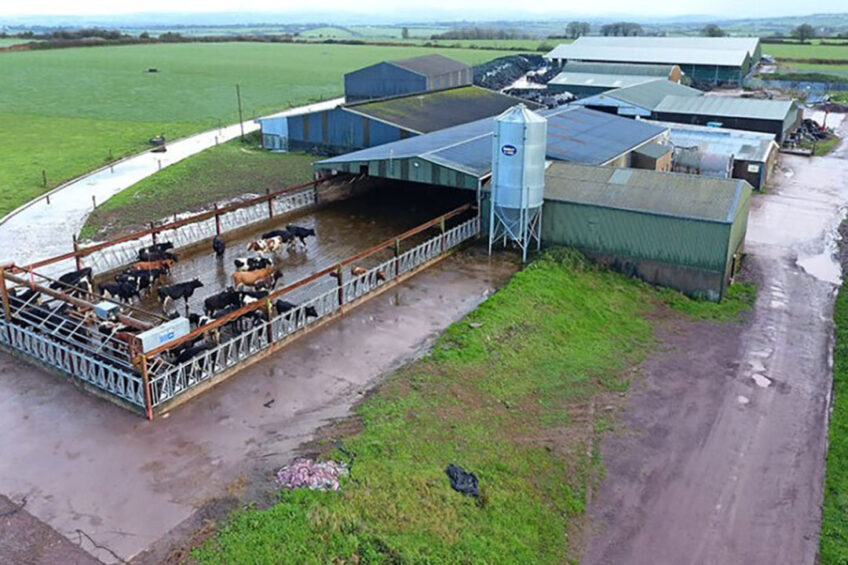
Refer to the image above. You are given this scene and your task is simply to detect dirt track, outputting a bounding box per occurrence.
[582,126,848,564]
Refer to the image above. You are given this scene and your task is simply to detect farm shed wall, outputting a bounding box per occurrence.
[344,62,427,102]
[287,108,412,155]
[257,117,288,151]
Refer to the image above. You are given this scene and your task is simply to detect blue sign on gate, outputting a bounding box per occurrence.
[501,144,517,156]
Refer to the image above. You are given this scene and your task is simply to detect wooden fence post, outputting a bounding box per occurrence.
[214,204,222,236]
[0,268,11,323]
[141,354,153,421]
[150,222,158,245]
[72,235,83,271]
[267,188,274,218]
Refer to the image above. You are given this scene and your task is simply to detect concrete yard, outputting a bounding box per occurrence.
[581,121,848,564]
[0,247,518,563]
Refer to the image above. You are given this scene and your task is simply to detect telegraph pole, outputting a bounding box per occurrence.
[236,84,245,141]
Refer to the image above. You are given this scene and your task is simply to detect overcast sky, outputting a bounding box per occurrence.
[0,0,844,18]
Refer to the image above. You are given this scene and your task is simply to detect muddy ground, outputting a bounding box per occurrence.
[582,123,848,564]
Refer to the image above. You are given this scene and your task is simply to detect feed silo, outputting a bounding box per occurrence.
[488,104,547,262]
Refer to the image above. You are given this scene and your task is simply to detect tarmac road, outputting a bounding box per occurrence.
[582,124,848,564]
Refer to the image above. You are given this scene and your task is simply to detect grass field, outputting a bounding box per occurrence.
[0,42,514,218]
[192,249,753,564]
[80,133,314,241]
[820,243,848,564]
[763,41,848,60]
[0,38,34,47]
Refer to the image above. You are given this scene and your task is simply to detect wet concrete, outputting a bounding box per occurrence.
[0,98,343,267]
[0,248,518,563]
[582,120,848,564]
[127,184,471,317]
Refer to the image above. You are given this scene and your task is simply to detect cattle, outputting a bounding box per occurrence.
[188,312,214,328]
[50,268,93,295]
[285,225,316,245]
[157,279,204,313]
[233,256,272,272]
[232,265,281,290]
[261,228,294,242]
[9,287,42,307]
[117,267,167,294]
[143,242,174,253]
[203,287,240,316]
[174,340,214,364]
[137,249,178,262]
[131,258,175,273]
[246,236,283,255]
[212,235,226,258]
[98,281,141,302]
[239,289,269,306]
[350,265,367,277]
[274,299,318,319]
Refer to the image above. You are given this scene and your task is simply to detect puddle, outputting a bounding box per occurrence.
[737,395,750,405]
[797,252,842,285]
[770,300,787,309]
[749,360,766,373]
[752,374,772,388]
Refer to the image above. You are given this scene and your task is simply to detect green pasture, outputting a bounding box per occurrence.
[763,41,848,60]
[0,42,513,217]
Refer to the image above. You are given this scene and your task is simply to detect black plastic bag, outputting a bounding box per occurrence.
[445,464,479,498]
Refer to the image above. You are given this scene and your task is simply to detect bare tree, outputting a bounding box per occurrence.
[792,23,816,42]
[566,21,591,39]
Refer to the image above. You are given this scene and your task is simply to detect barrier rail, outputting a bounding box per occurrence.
[144,214,479,414]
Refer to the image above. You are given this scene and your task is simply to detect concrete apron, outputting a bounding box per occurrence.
[0,249,518,563]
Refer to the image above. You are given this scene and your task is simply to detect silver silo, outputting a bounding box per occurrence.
[488,104,547,262]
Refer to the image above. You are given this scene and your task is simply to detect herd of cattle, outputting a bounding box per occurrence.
[5,224,322,367]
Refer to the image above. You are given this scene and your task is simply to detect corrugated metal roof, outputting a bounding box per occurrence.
[544,161,749,223]
[635,141,672,159]
[653,95,799,121]
[389,54,470,77]
[316,106,666,177]
[647,119,778,162]
[548,72,659,90]
[343,86,541,134]
[569,36,760,56]
[560,61,678,77]
[598,80,702,110]
[546,37,755,67]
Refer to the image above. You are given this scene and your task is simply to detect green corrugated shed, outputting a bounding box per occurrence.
[541,162,751,300]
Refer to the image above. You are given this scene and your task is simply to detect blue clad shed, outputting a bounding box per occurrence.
[344,54,471,102]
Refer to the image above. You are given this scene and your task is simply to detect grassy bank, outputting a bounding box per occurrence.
[820,265,848,563]
[192,249,752,564]
[0,42,512,217]
[80,134,314,241]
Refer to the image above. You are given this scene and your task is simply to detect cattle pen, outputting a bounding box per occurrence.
[0,179,481,419]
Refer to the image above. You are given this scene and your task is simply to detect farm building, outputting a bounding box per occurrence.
[631,142,673,172]
[546,36,761,86]
[652,96,802,143]
[575,79,703,117]
[313,105,668,189]
[542,162,751,300]
[344,54,471,102]
[280,86,540,155]
[649,120,779,190]
[547,62,682,98]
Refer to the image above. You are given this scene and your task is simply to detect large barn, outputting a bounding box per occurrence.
[547,62,682,98]
[546,36,762,86]
[282,86,541,155]
[652,96,802,143]
[343,54,471,102]
[575,79,703,117]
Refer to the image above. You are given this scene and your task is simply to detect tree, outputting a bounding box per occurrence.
[701,24,727,37]
[401,27,409,40]
[792,23,816,42]
[139,31,150,39]
[600,22,643,37]
[566,21,591,39]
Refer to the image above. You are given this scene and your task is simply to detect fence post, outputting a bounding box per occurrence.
[150,222,158,245]
[440,218,447,253]
[336,264,345,314]
[42,169,47,188]
[313,180,319,205]
[394,239,401,279]
[214,204,222,236]
[267,188,274,219]
[72,235,83,271]
[265,299,274,343]
[140,354,153,421]
[0,268,11,343]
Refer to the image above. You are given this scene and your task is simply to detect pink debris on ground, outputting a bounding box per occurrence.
[275,458,349,492]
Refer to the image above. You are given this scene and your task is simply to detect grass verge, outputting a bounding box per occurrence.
[660,282,756,322]
[820,252,848,563]
[80,133,314,241]
[192,249,753,564]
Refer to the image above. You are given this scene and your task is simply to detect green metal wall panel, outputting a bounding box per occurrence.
[541,201,731,272]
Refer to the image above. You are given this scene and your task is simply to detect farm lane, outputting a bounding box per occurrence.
[0,97,343,267]
[582,125,848,564]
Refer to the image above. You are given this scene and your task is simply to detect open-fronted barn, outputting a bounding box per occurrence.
[546,36,761,86]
